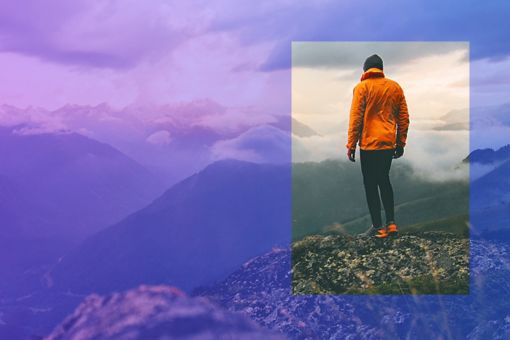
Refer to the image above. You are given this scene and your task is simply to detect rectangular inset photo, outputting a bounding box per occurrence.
[291,42,470,295]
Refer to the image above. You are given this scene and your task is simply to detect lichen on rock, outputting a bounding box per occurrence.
[291,232,469,295]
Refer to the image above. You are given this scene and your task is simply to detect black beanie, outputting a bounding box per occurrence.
[363,54,383,72]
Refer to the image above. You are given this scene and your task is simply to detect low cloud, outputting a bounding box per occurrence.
[404,130,469,181]
[292,132,345,163]
[193,108,278,134]
[210,124,290,163]
[292,129,470,182]
[146,130,172,145]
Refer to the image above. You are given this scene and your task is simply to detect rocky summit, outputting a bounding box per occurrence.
[45,284,285,340]
[292,232,470,294]
[195,238,510,339]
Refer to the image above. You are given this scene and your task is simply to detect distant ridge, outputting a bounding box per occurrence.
[463,144,510,164]
[50,158,290,295]
[291,118,321,137]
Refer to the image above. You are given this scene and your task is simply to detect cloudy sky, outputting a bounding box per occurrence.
[0,0,509,176]
[0,1,507,109]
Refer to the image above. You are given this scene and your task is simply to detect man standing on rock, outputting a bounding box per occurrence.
[346,54,410,238]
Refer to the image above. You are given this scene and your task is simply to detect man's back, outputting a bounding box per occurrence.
[346,68,409,151]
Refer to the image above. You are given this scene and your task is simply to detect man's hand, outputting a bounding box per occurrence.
[347,148,356,162]
[393,145,404,159]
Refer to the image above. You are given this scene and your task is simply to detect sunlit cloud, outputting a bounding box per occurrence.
[146,130,172,145]
[210,124,290,163]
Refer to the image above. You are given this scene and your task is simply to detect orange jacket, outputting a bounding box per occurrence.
[346,68,409,150]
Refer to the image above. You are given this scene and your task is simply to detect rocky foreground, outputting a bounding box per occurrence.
[195,235,510,339]
[45,285,284,340]
[44,233,510,340]
[292,232,469,294]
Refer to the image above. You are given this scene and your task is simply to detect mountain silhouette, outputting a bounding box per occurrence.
[0,126,162,295]
[463,144,510,164]
[290,118,321,137]
[471,157,510,237]
[49,159,290,295]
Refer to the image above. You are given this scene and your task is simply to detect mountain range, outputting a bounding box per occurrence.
[0,126,163,296]
[48,159,291,296]
[458,144,510,237]
[0,103,295,187]
[1,139,509,337]
[463,144,510,164]
[0,159,290,337]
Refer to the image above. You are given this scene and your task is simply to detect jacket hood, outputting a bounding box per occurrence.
[360,68,385,81]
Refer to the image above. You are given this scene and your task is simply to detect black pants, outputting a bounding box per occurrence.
[360,149,395,228]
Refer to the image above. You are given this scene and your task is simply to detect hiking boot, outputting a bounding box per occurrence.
[375,226,389,238]
[359,225,389,238]
[386,221,398,238]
